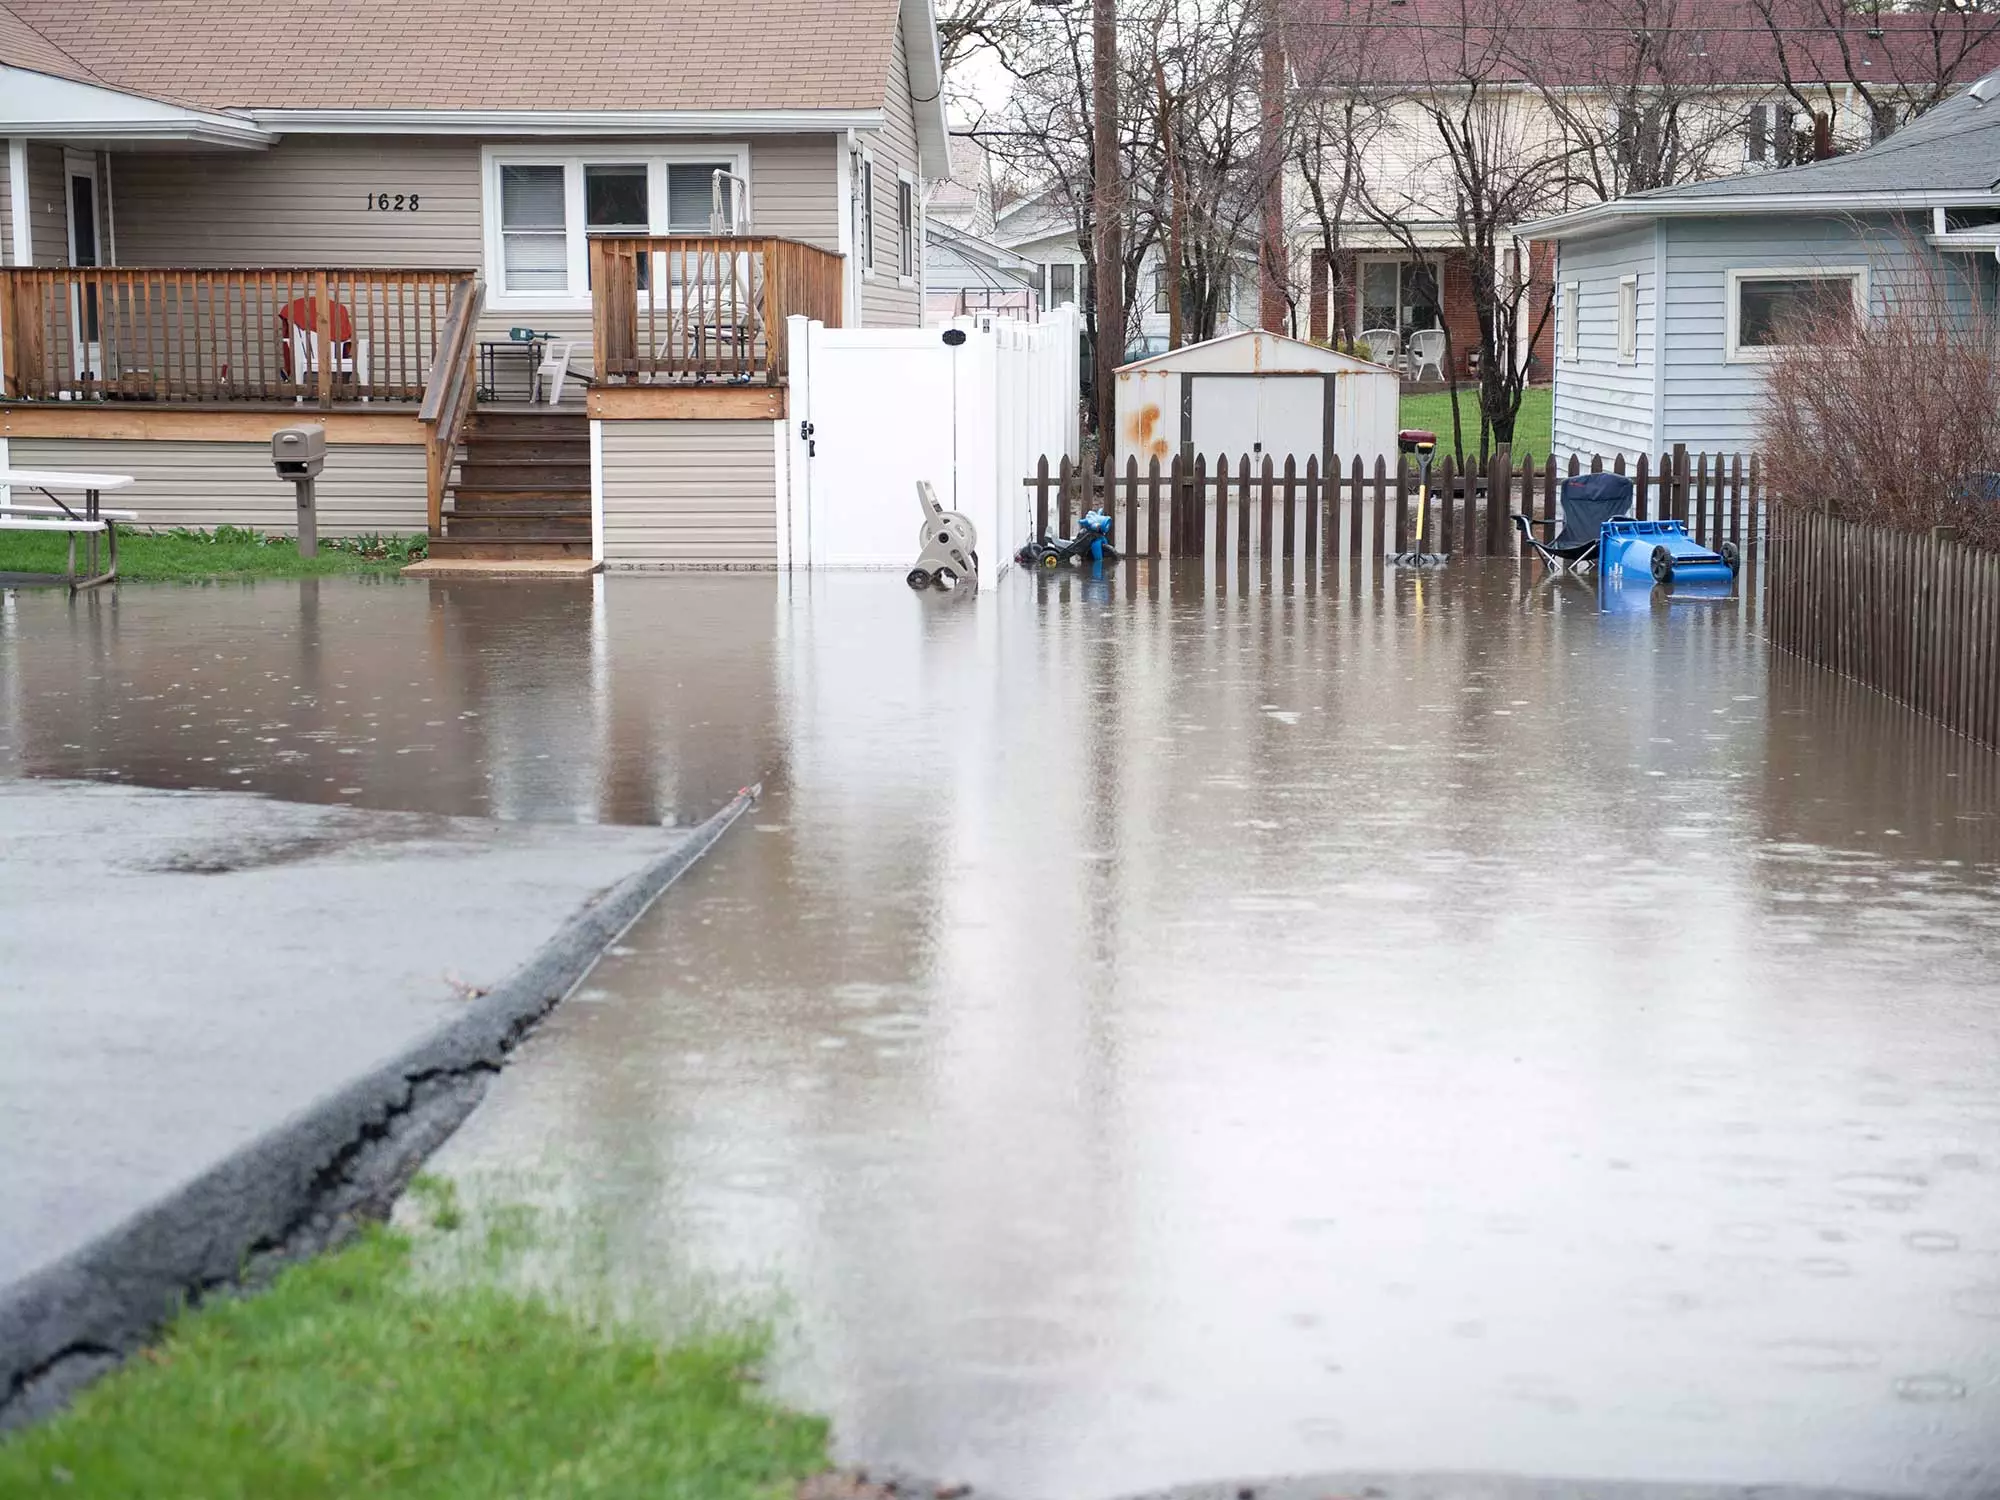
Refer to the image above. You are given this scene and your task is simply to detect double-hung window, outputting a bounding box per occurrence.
[486,148,747,307]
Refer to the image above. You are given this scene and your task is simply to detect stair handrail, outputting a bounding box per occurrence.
[420,275,485,535]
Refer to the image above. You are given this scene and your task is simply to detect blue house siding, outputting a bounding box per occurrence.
[1657,213,1936,453]
[1550,222,1657,463]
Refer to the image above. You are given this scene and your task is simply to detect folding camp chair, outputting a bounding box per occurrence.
[1511,471,1633,573]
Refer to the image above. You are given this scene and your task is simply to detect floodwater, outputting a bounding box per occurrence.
[5,565,2000,1499]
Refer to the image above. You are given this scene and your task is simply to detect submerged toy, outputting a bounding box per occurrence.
[1018,509,1119,569]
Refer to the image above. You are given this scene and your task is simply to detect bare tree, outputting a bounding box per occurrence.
[1750,0,2000,152]
[1343,0,1564,460]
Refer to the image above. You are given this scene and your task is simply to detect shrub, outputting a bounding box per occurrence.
[1759,268,2000,552]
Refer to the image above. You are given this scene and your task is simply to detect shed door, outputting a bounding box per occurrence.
[1188,375,1329,468]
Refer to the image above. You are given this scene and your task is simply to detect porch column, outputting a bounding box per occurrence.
[7,138,28,265]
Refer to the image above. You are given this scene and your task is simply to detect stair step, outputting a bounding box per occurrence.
[468,414,588,438]
[455,463,591,490]
[446,496,584,516]
[427,535,593,560]
[446,513,589,536]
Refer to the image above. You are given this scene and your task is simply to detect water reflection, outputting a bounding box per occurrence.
[5,567,1999,1498]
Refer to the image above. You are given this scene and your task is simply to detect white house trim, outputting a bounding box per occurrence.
[479,142,751,311]
[6,138,28,265]
[1723,265,1869,364]
[897,0,951,177]
[245,108,882,136]
[1522,191,2000,241]
[0,65,274,148]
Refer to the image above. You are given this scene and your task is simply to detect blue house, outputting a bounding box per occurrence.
[1521,72,2000,463]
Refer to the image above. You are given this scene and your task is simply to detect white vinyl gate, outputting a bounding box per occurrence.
[783,307,1079,582]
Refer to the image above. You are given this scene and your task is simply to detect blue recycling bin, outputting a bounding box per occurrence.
[1600,517,1738,592]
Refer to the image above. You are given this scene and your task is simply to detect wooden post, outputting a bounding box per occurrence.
[1215,454,1232,569]
[1634,453,1650,521]
[1232,456,1248,560]
[1373,456,1389,558]
[1487,446,1508,555]
[1059,454,1074,537]
[1043,456,1058,544]
[1147,457,1162,558]
[1394,455,1411,555]
[1671,442,1688,522]
[1258,455,1274,563]
[1126,455,1139,554]
[1281,455,1298,564]
[313,269,334,408]
[1347,454,1363,560]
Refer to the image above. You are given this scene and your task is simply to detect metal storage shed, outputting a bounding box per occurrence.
[1112,329,1401,476]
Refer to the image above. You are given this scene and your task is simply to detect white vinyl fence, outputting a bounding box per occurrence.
[783,306,1079,582]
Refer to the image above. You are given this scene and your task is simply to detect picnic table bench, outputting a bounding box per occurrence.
[0,469,139,591]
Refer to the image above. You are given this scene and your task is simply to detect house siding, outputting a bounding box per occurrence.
[28,142,65,265]
[109,137,484,268]
[858,17,922,328]
[1657,212,1941,454]
[754,135,839,249]
[598,418,779,565]
[100,133,842,391]
[8,438,425,533]
[1551,222,1657,462]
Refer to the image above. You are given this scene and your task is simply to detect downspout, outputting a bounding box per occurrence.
[1650,219,1668,457]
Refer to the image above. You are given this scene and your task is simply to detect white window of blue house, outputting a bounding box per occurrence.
[1617,275,1638,362]
[1561,280,1579,360]
[1725,267,1867,362]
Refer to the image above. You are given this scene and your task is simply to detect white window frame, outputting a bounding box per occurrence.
[1561,279,1579,361]
[897,168,918,285]
[857,148,877,279]
[1616,274,1638,363]
[1724,265,1869,363]
[481,143,751,311]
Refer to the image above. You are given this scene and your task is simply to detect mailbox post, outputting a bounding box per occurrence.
[272,424,327,557]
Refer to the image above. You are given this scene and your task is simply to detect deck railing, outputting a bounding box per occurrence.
[418,277,485,534]
[0,266,476,405]
[589,236,844,387]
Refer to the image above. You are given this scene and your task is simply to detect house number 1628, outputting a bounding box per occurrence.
[366,193,420,211]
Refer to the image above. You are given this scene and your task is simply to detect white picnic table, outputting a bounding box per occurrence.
[0,469,139,591]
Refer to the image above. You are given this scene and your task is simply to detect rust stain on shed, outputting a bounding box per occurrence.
[1125,403,1171,463]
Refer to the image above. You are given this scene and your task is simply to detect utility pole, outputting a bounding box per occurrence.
[1092,0,1122,446]
[1258,5,1288,332]
[1154,52,1183,351]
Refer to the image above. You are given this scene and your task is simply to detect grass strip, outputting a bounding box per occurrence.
[0,526,425,582]
[1400,386,1553,459]
[0,1223,828,1499]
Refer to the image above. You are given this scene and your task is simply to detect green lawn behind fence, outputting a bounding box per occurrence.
[1400,386,1553,459]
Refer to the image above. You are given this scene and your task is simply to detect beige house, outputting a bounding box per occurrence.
[0,0,947,566]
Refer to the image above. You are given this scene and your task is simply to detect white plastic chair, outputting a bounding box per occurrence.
[1358,327,1400,367]
[288,327,370,402]
[533,340,576,404]
[1407,328,1447,382]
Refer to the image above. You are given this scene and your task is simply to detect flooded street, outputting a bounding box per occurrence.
[5,565,2000,1497]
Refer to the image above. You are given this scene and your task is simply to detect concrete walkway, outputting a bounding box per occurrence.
[0,777,696,1306]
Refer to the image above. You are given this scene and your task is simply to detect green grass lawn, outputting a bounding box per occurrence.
[0,1218,829,1499]
[1400,386,1553,459]
[0,525,425,582]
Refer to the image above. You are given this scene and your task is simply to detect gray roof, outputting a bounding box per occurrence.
[1633,71,2000,203]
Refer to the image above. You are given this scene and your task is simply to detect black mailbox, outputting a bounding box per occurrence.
[273,424,326,480]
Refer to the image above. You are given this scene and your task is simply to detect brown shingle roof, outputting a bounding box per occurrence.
[0,1,101,84]
[3,0,902,112]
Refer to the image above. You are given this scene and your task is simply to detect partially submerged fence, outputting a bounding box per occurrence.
[1768,506,2000,750]
[1026,446,1763,565]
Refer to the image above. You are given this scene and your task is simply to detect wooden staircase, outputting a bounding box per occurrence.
[430,410,591,560]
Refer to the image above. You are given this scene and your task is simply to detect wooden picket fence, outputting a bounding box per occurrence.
[1025,445,1763,565]
[1768,505,2000,750]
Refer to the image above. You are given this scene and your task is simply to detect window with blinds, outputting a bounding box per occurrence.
[501,164,568,292]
